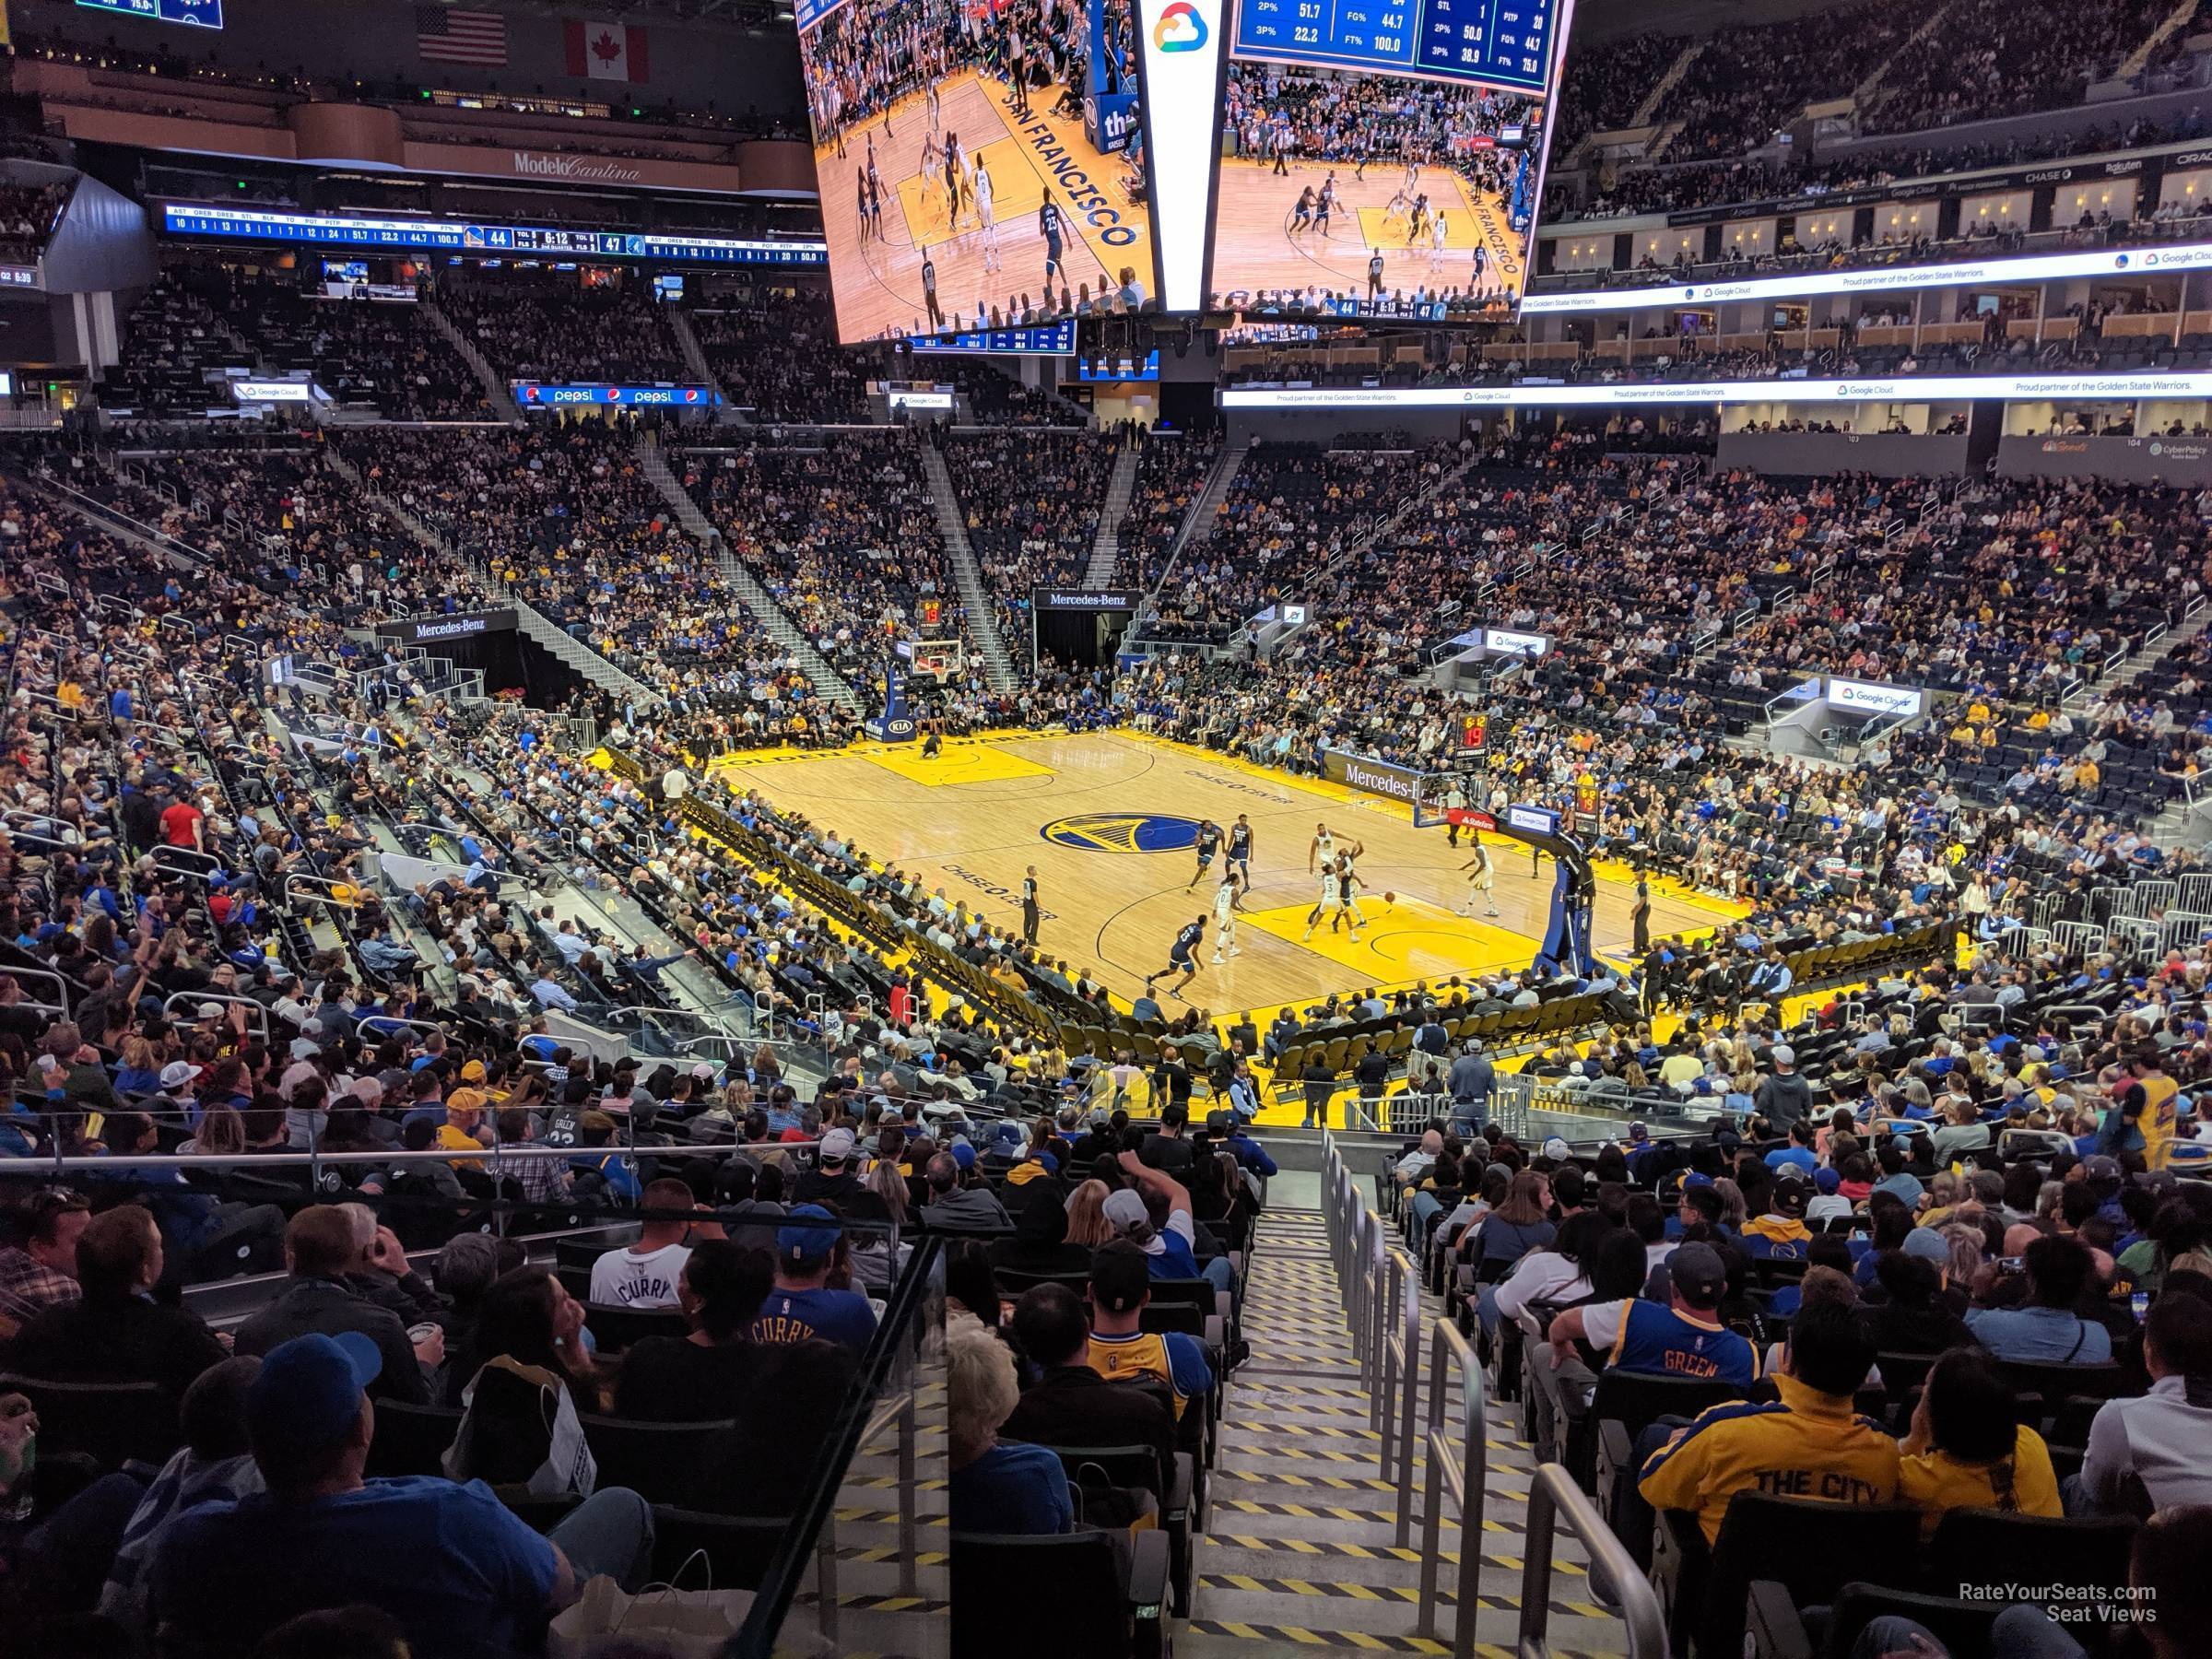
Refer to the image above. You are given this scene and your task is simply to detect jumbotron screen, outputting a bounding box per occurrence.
[792,0,1572,335]
[794,0,1155,343]
[1206,0,1574,321]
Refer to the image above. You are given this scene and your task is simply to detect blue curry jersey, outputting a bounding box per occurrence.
[1611,1299,1762,1385]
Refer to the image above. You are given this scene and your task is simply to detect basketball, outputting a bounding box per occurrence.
[1383,891,1395,903]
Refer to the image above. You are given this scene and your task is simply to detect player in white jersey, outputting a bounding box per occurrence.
[1308,821,1336,875]
[919,130,943,219]
[1461,838,1499,916]
[1303,865,1348,938]
[1210,871,1244,963]
[1430,208,1449,266]
[974,160,999,270]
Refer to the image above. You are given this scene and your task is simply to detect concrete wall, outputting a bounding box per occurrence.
[15,0,806,127]
[1715,430,1971,477]
[1996,433,2212,485]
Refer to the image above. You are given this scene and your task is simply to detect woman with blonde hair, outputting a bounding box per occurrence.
[948,1316,1070,1534]
[114,1033,162,1097]
[182,1102,246,1157]
[1064,1179,1115,1247]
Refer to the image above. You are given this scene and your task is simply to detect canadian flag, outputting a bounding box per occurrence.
[565,18,650,81]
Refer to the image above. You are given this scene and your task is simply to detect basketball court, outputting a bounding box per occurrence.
[706,729,1738,1014]
[1210,154,1525,307]
[812,67,1153,340]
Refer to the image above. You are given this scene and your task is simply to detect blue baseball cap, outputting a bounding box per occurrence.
[1814,1168,1841,1194]
[1034,1151,1060,1175]
[247,1332,381,1460]
[1682,1171,1715,1191]
[777,1203,841,1266]
[949,1142,976,1170]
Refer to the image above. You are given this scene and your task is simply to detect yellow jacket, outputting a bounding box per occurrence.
[1898,1425,2060,1541]
[1639,1373,1901,1546]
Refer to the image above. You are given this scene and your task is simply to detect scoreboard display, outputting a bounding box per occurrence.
[76,0,223,25]
[1235,0,1559,92]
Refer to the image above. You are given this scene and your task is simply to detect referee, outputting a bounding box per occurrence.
[1021,865,1041,945]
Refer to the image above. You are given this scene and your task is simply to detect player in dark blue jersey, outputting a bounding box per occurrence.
[1227,814,1253,882]
[1186,819,1224,890]
[1145,915,1208,1002]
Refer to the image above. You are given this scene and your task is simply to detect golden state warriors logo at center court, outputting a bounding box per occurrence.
[1041,814,1203,854]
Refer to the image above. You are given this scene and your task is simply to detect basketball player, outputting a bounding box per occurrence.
[974,159,1000,272]
[1383,182,1412,227]
[1290,185,1314,235]
[1186,818,1223,890]
[927,79,942,142]
[958,135,979,227]
[1315,173,1335,237]
[1146,914,1207,1002]
[1040,192,1067,292]
[1226,814,1253,883]
[1336,846,1370,930]
[1211,871,1244,964]
[1308,821,1336,875]
[1303,860,1348,939]
[1406,193,1430,249]
[1461,839,1499,917]
[919,129,943,220]
[1401,159,1419,201]
[1430,207,1449,268]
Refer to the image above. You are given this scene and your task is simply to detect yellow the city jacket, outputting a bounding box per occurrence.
[1639,1373,1901,1546]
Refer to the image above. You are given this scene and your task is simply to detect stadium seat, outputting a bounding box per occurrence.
[580,1415,735,1505]
[950,1528,1171,1659]
[0,1374,180,1469]
[1654,1493,1923,1659]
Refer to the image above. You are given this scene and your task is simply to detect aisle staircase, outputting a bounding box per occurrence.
[326,448,664,710]
[630,430,865,715]
[1183,1187,1626,1657]
[1629,41,1701,128]
[1084,441,1140,589]
[919,438,1018,692]
[667,307,733,412]
[1147,436,1249,602]
[419,295,523,421]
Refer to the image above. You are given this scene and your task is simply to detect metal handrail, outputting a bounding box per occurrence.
[1519,1463,1666,1659]
[1378,1246,1421,1547]
[1415,1317,1490,1654]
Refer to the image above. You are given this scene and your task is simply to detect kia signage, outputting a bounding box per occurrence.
[514,382,722,408]
[1826,677,1924,718]
[373,608,519,644]
[1034,587,1142,610]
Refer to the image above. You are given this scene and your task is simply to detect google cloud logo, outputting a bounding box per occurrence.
[1154,1,1207,52]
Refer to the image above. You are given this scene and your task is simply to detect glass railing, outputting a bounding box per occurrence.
[730,1234,949,1657]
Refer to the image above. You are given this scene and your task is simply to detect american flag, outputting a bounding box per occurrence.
[416,6,509,65]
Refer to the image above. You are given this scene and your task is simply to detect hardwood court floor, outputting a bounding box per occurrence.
[811,67,1152,340]
[708,731,1734,1015]
[1209,154,1525,306]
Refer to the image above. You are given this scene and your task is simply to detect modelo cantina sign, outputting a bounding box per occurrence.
[374,608,520,644]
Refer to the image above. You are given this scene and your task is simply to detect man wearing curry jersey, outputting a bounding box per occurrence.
[1084,1241,1214,1419]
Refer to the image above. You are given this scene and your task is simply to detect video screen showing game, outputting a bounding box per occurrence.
[796,0,1157,341]
[1206,0,1573,321]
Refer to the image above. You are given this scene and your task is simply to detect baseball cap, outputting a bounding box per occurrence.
[459,1060,488,1084]
[819,1127,857,1165]
[247,1331,382,1461]
[1668,1242,1727,1311]
[159,1061,197,1090]
[1090,1241,1151,1313]
[1101,1188,1149,1232]
[1771,1183,1808,1218]
[1541,1135,1572,1161]
[776,1203,841,1266]
[195,1002,223,1020]
[1682,1171,1715,1191]
[1771,1044,1795,1065]
[949,1142,976,1171]
[1033,1151,1060,1176]
[1814,1167,1841,1194]
[1628,1121,1649,1141]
